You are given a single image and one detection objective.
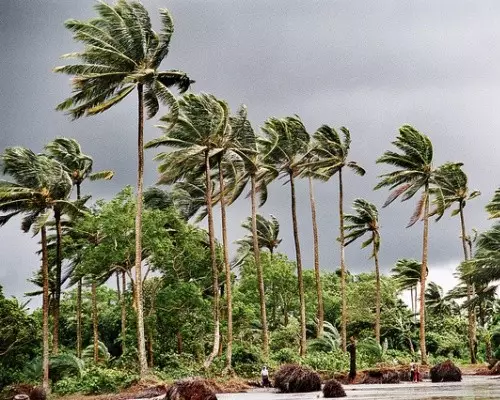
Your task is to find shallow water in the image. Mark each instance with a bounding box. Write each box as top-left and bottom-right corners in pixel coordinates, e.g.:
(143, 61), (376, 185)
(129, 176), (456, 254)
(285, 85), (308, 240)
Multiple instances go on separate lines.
(218, 376), (500, 400)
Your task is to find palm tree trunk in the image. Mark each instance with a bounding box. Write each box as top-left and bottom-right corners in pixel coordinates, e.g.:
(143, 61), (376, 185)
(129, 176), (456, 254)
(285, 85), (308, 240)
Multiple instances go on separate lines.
(41, 226), (50, 391)
(76, 183), (82, 358)
(251, 174), (269, 358)
(374, 240), (381, 345)
(459, 206), (477, 364)
(204, 150), (220, 369)
(76, 278), (82, 358)
(414, 285), (418, 322)
(121, 271), (127, 353)
(53, 208), (63, 355)
(218, 165), (233, 371)
(308, 177), (324, 338)
(92, 280), (98, 363)
(419, 185), (429, 365)
(147, 329), (154, 367)
(176, 331), (183, 354)
(289, 172), (306, 356)
(410, 287), (414, 316)
(339, 168), (347, 352)
(135, 83), (148, 377)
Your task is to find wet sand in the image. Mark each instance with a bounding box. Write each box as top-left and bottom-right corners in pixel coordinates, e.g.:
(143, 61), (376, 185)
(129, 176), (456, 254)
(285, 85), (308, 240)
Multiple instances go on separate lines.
(218, 376), (500, 400)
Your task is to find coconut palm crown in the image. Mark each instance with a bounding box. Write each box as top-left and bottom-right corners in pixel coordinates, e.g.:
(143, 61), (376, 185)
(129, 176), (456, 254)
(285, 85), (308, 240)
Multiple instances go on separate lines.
(239, 214), (282, 255)
(486, 188), (500, 219)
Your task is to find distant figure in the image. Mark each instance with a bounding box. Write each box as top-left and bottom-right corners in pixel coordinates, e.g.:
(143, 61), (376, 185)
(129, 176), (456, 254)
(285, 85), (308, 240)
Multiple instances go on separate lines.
(261, 365), (270, 387)
(410, 362), (415, 382)
(414, 364), (421, 383)
(347, 336), (357, 383)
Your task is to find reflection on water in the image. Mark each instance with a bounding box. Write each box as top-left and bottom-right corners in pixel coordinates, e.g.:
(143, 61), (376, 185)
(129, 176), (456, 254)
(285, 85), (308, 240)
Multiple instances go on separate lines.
(218, 376), (500, 400)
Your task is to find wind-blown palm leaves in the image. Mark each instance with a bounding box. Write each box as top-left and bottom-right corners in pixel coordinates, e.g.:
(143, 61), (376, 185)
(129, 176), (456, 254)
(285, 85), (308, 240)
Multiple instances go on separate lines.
(344, 198), (382, 344)
(486, 188), (500, 219)
(391, 258), (425, 319)
(239, 214), (282, 255)
(0, 147), (73, 390)
(55, 0), (192, 376)
(146, 93), (236, 368)
(431, 162), (480, 363)
(258, 115), (309, 356)
(467, 223), (500, 286)
(305, 125), (365, 351)
(425, 282), (459, 316)
(375, 125), (434, 364)
(45, 137), (113, 355)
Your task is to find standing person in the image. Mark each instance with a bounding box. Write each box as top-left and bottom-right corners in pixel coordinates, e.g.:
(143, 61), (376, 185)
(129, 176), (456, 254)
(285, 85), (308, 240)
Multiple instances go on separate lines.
(414, 364), (420, 382)
(261, 366), (270, 387)
(410, 362), (415, 382)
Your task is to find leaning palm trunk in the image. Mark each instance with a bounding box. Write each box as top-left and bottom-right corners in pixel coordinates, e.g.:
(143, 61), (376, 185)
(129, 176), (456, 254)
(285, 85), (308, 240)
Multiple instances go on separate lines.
(76, 279), (82, 358)
(338, 168), (347, 352)
(204, 151), (221, 368)
(121, 270), (127, 353)
(41, 226), (50, 391)
(218, 165), (233, 371)
(374, 244), (381, 344)
(134, 84), (148, 376)
(419, 185), (429, 365)
(289, 172), (307, 356)
(251, 175), (269, 357)
(53, 209), (63, 355)
(92, 280), (99, 363)
(308, 177), (324, 337)
(459, 206), (477, 364)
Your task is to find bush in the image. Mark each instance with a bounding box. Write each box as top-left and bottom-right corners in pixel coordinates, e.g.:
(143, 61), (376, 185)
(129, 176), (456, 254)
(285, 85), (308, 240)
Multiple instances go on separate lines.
(272, 348), (299, 365)
(232, 344), (263, 377)
(302, 351), (349, 372)
(53, 367), (138, 395)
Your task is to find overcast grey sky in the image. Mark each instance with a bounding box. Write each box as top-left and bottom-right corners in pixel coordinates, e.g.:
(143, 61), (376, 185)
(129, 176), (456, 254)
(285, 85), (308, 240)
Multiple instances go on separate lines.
(1, 0), (499, 305)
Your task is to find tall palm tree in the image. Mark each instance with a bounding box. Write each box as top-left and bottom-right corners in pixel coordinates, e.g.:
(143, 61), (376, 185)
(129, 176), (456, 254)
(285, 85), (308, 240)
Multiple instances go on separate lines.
(146, 93), (231, 368)
(239, 214), (282, 256)
(55, 1), (192, 376)
(344, 198), (381, 343)
(486, 188), (500, 219)
(432, 162), (480, 363)
(375, 125), (434, 364)
(391, 258), (424, 319)
(467, 223), (500, 285)
(259, 115), (309, 356)
(0, 147), (72, 390)
(45, 137), (113, 356)
(305, 125), (365, 351)
(425, 282), (458, 316)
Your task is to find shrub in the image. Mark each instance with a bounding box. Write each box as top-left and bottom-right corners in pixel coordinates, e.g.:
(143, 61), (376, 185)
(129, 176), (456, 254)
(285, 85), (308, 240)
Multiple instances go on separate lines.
(232, 344), (263, 377)
(302, 351), (349, 372)
(272, 348), (299, 365)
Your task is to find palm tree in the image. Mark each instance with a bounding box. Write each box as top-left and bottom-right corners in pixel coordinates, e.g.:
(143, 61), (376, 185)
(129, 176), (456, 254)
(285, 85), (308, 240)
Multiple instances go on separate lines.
(425, 282), (458, 316)
(432, 162), (480, 363)
(375, 125), (434, 364)
(55, 1), (192, 376)
(239, 214), (282, 256)
(0, 147), (72, 390)
(146, 93), (231, 368)
(305, 125), (365, 351)
(344, 199), (381, 343)
(391, 258), (424, 319)
(45, 137), (113, 356)
(486, 188), (500, 219)
(259, 115), (309, 356)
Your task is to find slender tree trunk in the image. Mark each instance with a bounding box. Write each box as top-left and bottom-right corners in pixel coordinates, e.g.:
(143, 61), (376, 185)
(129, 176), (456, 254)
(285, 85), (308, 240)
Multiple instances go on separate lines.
(374, 241), (381, 345)
(204, 150), (220, 368)
(92, 280), (98, 363)
(41, 226), (50, 391)
(53, 208), (63, 355)
(339, 168), (347, 352)
(459, 206), (477, 364)
(289, 172), (306, 356)
(419, 184), (429, 365)
(218, 165), (233, 371)
(410, 287), (414, 317)
(251, 174), (269, 357)
(414, 285), (418, 322)
(76, 279), (82, 358)
(176, 332), (183, 354)
(408, 336), (415, 354)
(116, 271), (121, 303)
(147, 329), (154, 367)
(76, 183), (83, 358)
(135, 83), (148, 377)
(308, 177), (324, 338)
(121, 271), (127, 353)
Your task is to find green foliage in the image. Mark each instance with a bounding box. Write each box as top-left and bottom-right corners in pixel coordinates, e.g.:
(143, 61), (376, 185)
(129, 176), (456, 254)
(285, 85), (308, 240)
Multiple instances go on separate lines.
(272, 348), (300, 364)
(302, 351), (349, 372)
(231, 344), (263, 377)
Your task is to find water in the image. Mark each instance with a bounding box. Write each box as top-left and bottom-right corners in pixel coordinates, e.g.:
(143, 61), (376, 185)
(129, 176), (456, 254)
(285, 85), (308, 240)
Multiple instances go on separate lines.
(218, 376), (500, 400)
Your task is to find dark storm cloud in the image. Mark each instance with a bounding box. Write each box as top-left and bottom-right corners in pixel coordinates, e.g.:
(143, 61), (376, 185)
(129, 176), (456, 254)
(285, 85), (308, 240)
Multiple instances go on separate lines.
(1, 0), (500, 303)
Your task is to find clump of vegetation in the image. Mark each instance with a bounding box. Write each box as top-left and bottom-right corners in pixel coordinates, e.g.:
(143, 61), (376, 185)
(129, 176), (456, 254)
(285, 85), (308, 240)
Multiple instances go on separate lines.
(323, 379), (346, 398)
(430, 360), (462, 382)
(273, 364), (321, 393)
(165, 378), (217, 400)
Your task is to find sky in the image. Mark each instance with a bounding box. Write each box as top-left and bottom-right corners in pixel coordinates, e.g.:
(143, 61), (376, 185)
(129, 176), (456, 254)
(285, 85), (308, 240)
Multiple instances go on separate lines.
(1, 0), (500, 307)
